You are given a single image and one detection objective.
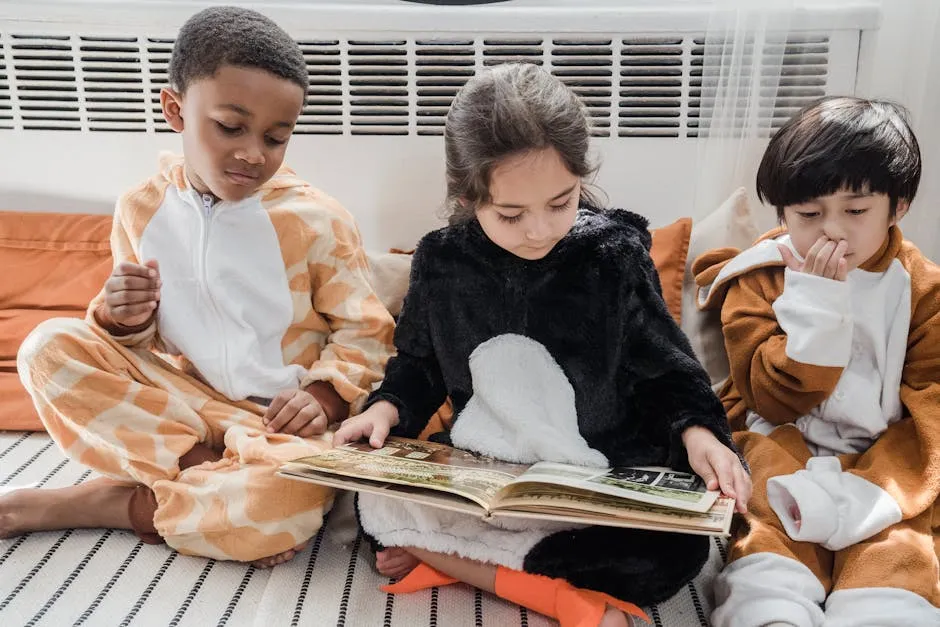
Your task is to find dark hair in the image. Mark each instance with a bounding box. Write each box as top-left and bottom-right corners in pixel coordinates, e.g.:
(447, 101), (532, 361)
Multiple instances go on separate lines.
(443, 63), (600, 224)
(756, 96), (921, 219)
(168, 6), (308, 93)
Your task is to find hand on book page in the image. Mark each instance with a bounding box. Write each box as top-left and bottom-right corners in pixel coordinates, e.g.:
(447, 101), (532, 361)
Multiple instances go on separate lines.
(334, 400), (400, 448)
(682, 425), (752, 513)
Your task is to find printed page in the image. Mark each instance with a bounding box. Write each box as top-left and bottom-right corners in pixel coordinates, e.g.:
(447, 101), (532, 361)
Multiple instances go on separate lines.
(492, 488), (735, 536)
(502, 462), (720, 513)
(282, 437), (527, 509)
(276, 467), (488, 515)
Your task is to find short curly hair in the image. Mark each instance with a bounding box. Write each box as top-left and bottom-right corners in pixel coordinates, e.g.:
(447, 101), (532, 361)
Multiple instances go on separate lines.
(168, 6), (308, 93)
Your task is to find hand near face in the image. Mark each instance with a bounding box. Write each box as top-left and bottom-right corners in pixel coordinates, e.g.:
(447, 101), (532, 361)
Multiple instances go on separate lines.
(778, 236), (848, 281)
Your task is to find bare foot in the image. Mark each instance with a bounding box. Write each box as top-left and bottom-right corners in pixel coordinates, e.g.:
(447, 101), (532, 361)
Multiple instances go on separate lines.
(0, 478), (135, 538)
(250, 542), (307, 569)
(599, 606), (633, 627)
(376, 547), (420, 579)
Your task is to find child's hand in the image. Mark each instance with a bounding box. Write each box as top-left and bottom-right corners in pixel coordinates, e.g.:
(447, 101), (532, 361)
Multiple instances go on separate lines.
(778, 236), (848, 281)
(333, 401), (399, 448)
(789, 503), (802, 531)
(264, 389), (328, 437)
(104, 259), (161, 328)
(682, 426), (752, 514)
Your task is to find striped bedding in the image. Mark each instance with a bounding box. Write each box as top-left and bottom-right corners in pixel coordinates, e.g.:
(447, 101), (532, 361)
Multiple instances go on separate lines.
(0, 431), (725, 626)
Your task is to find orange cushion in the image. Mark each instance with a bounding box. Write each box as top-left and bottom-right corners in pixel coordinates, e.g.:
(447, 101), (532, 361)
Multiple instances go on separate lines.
(0, 308), (86, 363)
(0, 363), (42, 431)
(0, 211), (112, 431)
(0, 212), (112, 309)
(650, 217), (693, 324)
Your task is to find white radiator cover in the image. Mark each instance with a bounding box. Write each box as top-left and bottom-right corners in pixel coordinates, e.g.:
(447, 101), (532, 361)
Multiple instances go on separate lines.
(0, 1), (877, 250)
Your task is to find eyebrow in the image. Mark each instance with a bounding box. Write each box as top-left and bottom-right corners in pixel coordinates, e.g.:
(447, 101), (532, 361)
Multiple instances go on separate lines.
(493, 183), (577, 209)
(220, 104), (293, 128)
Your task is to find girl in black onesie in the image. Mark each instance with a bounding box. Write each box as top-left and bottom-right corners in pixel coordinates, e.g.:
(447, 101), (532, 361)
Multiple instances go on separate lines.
(334, 62), (751, 627)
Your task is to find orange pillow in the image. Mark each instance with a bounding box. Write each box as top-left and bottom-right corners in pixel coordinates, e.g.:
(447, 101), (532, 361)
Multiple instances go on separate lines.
(0, 211), (112, 431)
(650, 217), (693, 324)
(0, 362), (43, 431)
(0, 212), (112, 310)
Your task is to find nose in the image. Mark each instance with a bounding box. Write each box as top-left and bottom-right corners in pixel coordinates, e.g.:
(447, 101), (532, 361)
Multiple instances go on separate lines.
(235, 138), (265, 166)
(525, 212), (551, 242)
(822, 219), (846, 242)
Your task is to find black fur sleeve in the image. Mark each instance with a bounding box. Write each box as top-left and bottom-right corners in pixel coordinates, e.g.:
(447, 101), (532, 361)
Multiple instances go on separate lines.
(618, 225), (739, 471)
(365, 239), (447, 437)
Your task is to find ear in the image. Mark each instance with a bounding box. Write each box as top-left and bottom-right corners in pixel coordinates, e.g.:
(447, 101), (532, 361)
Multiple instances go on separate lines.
(891, 200), (910, 225)
(160, 87), (185, 133)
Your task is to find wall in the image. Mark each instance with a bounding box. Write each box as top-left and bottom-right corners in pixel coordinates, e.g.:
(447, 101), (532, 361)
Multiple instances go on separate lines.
(0, 132), (717, 251)
(856, 0), (940, 260)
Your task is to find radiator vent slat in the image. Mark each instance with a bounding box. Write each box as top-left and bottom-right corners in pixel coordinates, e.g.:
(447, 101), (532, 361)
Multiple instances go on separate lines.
(687, 35), (829, 137)
(0, 32), (835, 138)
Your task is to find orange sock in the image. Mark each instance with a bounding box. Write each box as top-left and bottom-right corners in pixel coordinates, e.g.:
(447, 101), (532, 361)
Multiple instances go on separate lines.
(494, 566), (649, 627)
(380, 562), (459, 594)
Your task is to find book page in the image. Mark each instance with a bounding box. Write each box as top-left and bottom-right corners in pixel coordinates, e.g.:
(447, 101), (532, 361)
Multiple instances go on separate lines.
(492, 488), (735, 536)
(282, 437), (527, 509)
(501, 462), (720, 513)
(276, 467), (487, 516)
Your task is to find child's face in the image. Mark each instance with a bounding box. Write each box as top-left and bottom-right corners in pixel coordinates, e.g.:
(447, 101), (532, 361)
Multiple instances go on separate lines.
(475, 148), (580, 261)
(781, 189), (908, 271)
(162, 65), (305, 202)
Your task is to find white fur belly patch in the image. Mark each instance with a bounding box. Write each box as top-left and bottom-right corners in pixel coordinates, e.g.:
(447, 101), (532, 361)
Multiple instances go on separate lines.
(359, 334), (608, 566)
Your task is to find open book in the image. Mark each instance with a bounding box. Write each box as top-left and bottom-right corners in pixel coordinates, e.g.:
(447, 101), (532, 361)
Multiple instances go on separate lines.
(279, 437), (734, 536)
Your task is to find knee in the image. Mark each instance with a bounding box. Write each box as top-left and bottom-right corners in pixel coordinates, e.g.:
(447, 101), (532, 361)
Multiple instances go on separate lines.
(622, 532), (710, 604)
(523, 527), (711, 606)
(16, 317), (93, 383)
(712, 553), (826, 627)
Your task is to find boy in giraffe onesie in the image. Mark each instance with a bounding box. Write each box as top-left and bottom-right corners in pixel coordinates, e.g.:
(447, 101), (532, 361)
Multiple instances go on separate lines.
(0, 7), (394, 567)
(696, 96), (940, 627)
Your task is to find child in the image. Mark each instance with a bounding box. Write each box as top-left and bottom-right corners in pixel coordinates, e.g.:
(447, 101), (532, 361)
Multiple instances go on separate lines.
(695, 97), (940, 626)
(333, 63), (751, 627)
(1, 6), (394, 567)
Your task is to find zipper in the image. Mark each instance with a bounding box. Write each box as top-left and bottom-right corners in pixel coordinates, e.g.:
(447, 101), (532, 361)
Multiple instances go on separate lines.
(201, 193), (213, 219)
(199, 193), (233, 397)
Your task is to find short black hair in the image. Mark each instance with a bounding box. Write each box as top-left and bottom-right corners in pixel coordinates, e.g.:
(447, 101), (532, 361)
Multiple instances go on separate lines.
(756, 96), (921, 219)
(168, 6), (308, 93)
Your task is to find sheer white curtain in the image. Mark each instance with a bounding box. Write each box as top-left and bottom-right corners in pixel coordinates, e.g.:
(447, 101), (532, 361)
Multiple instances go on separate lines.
(692, 0), (940, 258)
(692, 0), (794, 234)
(856, 0), (940, 260)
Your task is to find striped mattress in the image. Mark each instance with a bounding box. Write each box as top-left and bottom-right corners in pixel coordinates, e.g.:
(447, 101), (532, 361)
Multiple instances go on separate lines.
(0, 431), (725, 626)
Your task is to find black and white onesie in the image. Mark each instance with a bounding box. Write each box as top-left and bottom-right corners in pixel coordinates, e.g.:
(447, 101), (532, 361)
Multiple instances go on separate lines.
(357, 207), (738, 605)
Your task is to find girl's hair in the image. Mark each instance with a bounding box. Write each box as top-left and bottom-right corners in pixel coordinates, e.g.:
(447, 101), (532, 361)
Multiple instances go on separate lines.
(443, 63), (600, 224)
(757, 96), (921, 219)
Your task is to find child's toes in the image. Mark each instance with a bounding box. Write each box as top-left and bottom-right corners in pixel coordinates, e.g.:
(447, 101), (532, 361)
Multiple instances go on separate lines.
(376, 562), (398, 577)
(383, 556), (420, 579)
(250, 544), (304, 569)
(387, 565), (415, 579)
